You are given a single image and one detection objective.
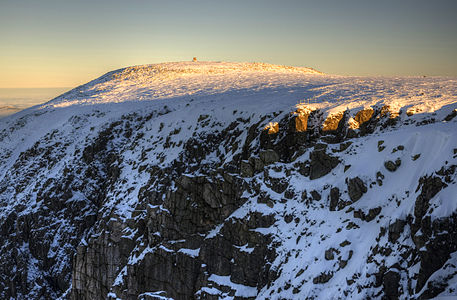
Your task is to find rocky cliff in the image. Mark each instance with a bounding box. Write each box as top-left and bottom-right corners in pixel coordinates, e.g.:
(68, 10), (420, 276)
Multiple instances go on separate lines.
(0, 61), (456, 299)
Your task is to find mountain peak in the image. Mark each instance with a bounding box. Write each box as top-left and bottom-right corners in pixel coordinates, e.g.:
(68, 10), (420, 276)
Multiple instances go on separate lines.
(44, 61), (322, 108)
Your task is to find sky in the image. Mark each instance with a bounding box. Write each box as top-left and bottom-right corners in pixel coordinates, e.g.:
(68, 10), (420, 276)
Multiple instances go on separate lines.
(1, 0), (457, 88)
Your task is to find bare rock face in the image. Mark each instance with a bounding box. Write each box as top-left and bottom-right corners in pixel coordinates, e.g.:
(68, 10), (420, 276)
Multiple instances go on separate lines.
(354, 107), (374, 125)
(70, 162), (277, 300)
(264, 122), (279, 134)
(322, 111), (345, 132)
(164, 173), (247, 235)
(72, 219), (137, 300)
(293, 106), (314, 132)
(294, 113), (309, 132)
(411, 173), (454, 294)
(382, 271), (400, 300)
(413, 176), (445, 225)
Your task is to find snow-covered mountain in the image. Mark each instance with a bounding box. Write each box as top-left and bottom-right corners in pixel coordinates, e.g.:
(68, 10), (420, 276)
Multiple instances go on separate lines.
(0, 61), (456, 299)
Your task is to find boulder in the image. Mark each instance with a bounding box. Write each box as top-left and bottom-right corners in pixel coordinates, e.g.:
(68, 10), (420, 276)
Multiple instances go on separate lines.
(260, 149), (280, 165)
(240, 160), (254, 177)
(310, 190), (321, 201)
(250, 156), (264, 171)
(329, 187), (340, 211)
(325, 248), (335, 260)
(384, 160), (397, 172)
(347, 177), (367, 202)
(309, 150), (339, 180)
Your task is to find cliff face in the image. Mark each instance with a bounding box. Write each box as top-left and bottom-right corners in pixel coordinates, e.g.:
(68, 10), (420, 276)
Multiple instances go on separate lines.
(0, 62), (456, 299)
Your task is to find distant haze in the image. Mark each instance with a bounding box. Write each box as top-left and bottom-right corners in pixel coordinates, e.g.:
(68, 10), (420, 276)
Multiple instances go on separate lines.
(1, 0), (456, 88)
(0, 88), (70, 118)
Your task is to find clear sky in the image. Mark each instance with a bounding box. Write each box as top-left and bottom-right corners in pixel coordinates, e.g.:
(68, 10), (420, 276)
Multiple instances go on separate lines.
(1, 0), (456, 88)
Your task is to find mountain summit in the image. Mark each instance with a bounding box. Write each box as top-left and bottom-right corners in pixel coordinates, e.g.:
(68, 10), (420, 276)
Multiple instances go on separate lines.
(0, 62), (456, 299)
(44, 61), (322, 108)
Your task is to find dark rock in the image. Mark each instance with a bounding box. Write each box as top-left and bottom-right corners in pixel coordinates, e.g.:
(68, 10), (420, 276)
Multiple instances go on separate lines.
(353, 207), (381, 222)
(347, 177), (367, 202)
(388, 219), (406, 243)
(240, 160), (254, 177)
(249, 156), (264, 172)
(384, 161), (398, 172)
(310, 190), (321, 201)
(314, 143), (328, 151)
(338, 250), (353, 269)
(366, 207), (382, 222)
(353, 210), (363, 220)
(444, 109), (457, 121)
(265, 176), (289, 194)
(411, 174), (457, 295)
(313, 272), (333, 284)
(309, 150), (339, 180)
(382, 271), (400, 300)
(260, 149), (280, 165)
(346, 222), (359, 230)
(295, 161), (310, 177)
(301, 190), (308, 202)
(378, 140), (385, 152)
(329, 187), (340, 211)
(284, 189), (295, 199)
(284, 214), (294, 224)
(376, 171), (385, 185)
(414, 176), (444, 225)
(340, 240), (351, 247)
(339, 142), (352, 152)
(412, 154), (421, 161)
(325, 248), (335, 260)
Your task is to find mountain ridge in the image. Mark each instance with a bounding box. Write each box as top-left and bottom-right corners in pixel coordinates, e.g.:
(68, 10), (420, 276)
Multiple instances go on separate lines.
(0, 62), (456, 299)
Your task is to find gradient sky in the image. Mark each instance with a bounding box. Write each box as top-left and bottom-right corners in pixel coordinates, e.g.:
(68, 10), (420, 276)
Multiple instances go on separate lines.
(1, 0), (457, 88)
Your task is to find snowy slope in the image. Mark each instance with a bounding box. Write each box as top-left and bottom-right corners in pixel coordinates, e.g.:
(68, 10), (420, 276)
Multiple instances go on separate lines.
(0, 61), (456, 300)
